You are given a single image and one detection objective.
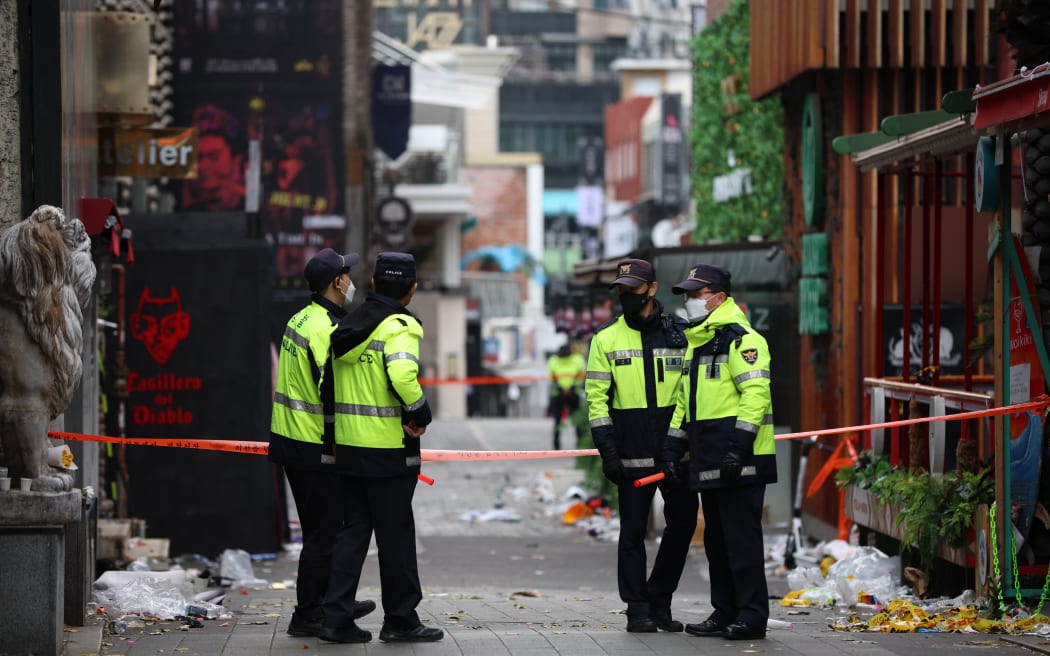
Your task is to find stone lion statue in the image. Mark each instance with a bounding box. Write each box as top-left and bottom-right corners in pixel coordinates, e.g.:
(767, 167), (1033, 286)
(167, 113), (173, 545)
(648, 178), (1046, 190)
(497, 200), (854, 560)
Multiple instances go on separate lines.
(0, 205), (95, 491)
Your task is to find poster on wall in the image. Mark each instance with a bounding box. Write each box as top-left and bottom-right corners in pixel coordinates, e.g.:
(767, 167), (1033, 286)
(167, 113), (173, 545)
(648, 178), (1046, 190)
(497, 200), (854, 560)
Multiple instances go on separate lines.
(171, 1), (345, 310)
(882, 304), (965, 377)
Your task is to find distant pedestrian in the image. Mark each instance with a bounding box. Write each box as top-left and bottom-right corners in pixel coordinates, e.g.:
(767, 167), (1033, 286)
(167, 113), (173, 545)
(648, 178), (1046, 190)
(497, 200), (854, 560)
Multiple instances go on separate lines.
(546, 340), (585, 449)
(661, 263), (776, 641)
(268, 248), (375, 638)
(585, 258), (697, 633)
(320, 252), (443, 644)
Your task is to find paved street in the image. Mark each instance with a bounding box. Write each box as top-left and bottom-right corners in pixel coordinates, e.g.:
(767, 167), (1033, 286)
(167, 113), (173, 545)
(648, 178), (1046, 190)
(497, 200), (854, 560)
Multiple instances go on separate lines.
(63, 417), (1050, 655)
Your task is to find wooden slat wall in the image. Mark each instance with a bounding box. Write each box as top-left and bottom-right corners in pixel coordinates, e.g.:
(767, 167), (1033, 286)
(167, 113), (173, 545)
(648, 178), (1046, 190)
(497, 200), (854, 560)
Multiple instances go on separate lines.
(932, 0), (947, 67)
(846, 0), (862, 69)
(867, 0), (883, 69)
(888, 0), (905, 68)
(974, 0), (990, 67)
(825, 0), (839, 68)
(952, 0), (967, 66)
(750, 0), (992, 100)
(910, 0), (926, 67)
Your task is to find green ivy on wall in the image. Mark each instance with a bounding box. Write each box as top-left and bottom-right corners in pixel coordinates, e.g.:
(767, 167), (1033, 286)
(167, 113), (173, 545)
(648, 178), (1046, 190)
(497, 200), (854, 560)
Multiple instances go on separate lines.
(691, 0), (785, 243)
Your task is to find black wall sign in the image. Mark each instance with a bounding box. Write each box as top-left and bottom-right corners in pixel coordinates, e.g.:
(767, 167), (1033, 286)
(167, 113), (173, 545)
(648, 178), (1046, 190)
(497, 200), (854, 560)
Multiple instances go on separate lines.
(124, 214), (276, 556)
(661, 93), (683, 207)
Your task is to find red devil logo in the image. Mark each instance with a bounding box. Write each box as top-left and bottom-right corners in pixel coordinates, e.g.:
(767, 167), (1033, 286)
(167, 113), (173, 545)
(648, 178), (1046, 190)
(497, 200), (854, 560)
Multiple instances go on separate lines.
(130, 287), (192, 365)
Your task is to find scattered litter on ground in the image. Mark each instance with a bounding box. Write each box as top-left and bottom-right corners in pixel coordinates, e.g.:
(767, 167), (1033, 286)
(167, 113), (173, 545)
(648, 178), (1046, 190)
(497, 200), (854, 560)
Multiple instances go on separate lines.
(459, 508), (523, 523)
(781, 542), (1050, 634)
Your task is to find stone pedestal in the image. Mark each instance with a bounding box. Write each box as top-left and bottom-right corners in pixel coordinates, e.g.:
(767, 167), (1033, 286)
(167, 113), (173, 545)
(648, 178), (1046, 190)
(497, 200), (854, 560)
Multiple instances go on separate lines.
(0, 490), (81, 656)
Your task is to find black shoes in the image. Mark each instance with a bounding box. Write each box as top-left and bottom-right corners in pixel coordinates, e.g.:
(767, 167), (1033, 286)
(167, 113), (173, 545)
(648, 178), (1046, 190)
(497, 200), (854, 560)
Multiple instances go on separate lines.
(684, 618), (727, 637)
(352, 599), (377, 619)
(286, 600), (375, 637)
(723, 621), (766, 640)
(625, 616), (658, 632)
(318, 622), (372, 643)
(286, 615), (322, 637)
(650, 609), (684, 632)
(378, 624), (445, 642)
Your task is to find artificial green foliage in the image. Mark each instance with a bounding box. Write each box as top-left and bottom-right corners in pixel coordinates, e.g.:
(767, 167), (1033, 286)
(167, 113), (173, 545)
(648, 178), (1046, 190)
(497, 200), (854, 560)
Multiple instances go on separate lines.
(571, 406), (616, 499)
(690, 0), (786, 243)
(837, 452), (994, 575)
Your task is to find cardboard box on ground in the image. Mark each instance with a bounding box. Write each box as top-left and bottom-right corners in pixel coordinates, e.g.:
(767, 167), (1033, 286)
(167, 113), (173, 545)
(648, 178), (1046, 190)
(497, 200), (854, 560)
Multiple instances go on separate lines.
(98, 518), (169, 562)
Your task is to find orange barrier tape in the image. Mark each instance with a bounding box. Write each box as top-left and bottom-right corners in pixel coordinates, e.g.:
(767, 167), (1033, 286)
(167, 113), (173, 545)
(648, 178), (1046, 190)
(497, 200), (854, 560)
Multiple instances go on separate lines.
(772, 395), (1050, 442)
(634, 472), (665, 488)
(49, 396), (1050, 462)
(49, 431), (600, 461)
(49, 431), (269, 455)
(419, 373), (585, 386)
(420, 448), (598, 461)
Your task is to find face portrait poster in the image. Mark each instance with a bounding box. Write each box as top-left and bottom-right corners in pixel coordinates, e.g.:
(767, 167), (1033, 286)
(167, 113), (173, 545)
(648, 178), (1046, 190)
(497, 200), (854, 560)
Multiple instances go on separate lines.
(172, 2), (345, 298)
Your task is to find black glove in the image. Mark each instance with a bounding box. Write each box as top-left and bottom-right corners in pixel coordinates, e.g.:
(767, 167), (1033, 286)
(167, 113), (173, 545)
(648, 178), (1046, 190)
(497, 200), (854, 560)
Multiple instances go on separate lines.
(720, 448), (746, 484)
(602, 456), (627, 486)
(659, 460), (679, 484)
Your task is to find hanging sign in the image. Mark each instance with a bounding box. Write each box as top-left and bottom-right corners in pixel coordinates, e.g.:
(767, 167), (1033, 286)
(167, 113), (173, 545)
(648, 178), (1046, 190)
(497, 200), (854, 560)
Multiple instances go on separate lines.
(974, 136), (999, 212)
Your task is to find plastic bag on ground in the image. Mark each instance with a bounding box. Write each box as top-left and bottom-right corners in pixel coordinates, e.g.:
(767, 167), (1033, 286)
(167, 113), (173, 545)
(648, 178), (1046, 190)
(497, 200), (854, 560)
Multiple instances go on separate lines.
(219, 548), (255, 582)
(787, 565), (825, 591)
(826, 546), (900, 583)
(92, 573), (190, 619)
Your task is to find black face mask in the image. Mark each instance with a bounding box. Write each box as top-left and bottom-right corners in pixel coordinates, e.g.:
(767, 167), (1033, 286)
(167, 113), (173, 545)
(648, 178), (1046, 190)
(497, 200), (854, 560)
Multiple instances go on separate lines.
(619, 291), (651, 317)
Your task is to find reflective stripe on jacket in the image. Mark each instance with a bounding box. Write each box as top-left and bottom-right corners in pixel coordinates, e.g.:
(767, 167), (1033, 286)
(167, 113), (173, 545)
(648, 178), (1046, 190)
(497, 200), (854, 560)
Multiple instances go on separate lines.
(585, 304), (687, 476)
(333, 310), (426, 476)
(269, 298), (339, 469)
(662, 297), (776, 490)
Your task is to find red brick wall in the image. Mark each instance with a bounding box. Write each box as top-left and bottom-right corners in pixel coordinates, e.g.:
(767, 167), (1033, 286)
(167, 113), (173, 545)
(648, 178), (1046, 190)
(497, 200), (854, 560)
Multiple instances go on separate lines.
(604, 96), (653, 204)
(459, 166), (528, 255)
(707, 0), (732, 21)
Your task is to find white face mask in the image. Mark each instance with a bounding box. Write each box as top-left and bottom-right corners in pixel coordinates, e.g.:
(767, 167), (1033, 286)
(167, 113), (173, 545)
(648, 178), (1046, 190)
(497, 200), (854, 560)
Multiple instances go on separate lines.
(684, 297), (709, 321)
(342, 280), (356, 308)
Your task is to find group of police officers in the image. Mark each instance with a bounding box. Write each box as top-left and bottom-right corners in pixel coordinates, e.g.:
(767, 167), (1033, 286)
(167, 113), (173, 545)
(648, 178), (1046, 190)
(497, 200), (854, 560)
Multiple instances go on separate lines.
(269, 251), (775, 644)
(269, 248), (441, 644)
(587, 258), (775, 640)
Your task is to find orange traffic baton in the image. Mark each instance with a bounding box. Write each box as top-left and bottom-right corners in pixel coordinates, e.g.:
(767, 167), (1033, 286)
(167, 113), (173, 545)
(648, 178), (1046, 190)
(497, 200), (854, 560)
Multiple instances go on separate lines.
(633, 472), (665, 488)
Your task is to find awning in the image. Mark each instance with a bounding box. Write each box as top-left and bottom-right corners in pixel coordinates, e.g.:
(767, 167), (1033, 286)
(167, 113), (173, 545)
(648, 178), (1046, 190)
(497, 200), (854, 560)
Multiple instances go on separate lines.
(833, 94), (977, 171)
(973, 63), (1050, 133)
(543, 189), (577, 217)
(461, 243), (546, 285)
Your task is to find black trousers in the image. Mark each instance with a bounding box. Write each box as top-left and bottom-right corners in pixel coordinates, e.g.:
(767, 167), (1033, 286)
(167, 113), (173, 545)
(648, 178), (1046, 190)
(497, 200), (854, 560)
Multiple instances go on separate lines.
(284, 466), (340, 621)
(548, 392), (581, 450)
(616, 477), (699, 617)
(701, 484), (769, 627)
(322, 474), (422, 630)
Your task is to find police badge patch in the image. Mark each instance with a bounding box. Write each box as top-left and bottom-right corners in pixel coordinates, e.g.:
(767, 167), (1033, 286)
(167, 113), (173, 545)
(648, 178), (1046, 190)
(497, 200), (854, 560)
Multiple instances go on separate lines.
(740, 348), (759, 365)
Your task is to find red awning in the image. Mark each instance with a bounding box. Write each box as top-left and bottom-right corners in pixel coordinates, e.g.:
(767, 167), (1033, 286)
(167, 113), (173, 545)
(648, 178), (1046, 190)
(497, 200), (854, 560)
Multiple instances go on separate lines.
(79, 197), (134, 263)
(973, 63), (1050, 132)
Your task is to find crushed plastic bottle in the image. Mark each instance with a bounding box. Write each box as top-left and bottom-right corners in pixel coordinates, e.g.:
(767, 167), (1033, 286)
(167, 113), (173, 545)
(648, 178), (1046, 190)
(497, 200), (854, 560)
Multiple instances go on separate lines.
(766, 618), (793, 630)
(108, 618), (128, 635)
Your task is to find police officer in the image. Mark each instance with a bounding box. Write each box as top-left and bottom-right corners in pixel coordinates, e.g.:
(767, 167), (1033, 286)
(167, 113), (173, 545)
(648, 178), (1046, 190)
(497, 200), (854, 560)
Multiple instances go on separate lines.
(546, 341), (586, 449)
(319, 252), (443, 644)
(661, 264), (776, 641)
(585, 258), (697, 633)
(268, 248), (375, 637)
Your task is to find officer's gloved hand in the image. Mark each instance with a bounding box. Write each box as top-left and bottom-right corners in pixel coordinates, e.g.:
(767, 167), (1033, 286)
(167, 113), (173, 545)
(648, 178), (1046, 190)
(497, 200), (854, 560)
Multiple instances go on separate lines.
(720, 448), (746, 484)
(659, 460), (679, 484)
(601, 456), (627, 487)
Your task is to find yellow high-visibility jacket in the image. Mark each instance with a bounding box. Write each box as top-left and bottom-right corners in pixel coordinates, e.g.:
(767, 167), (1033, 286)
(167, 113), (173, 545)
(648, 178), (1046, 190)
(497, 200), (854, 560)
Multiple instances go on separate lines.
(269, 297), (343, 469)
(662, 297), (776, 489)
(330, 293), (431, 476)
